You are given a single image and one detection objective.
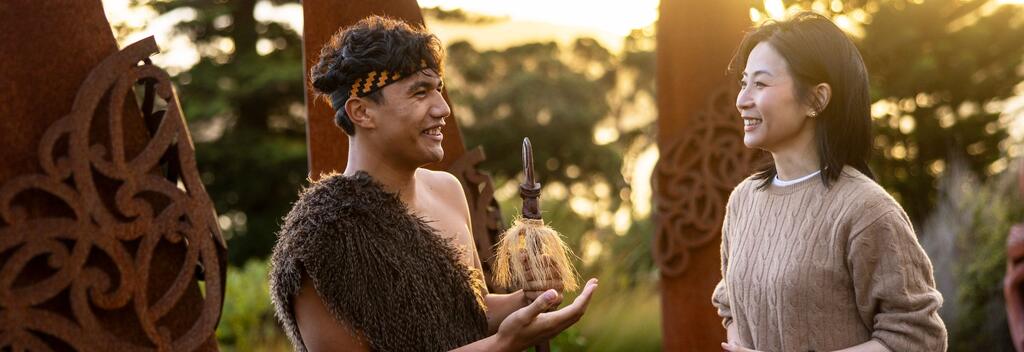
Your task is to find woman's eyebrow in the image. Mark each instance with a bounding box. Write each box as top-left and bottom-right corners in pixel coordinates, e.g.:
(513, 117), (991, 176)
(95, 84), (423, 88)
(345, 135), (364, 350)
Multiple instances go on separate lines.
(742, 70), (774, 78)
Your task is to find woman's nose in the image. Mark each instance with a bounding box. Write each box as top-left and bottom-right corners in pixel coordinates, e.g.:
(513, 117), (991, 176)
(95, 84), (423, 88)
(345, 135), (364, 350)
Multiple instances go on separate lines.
(736, 89), (754, 112)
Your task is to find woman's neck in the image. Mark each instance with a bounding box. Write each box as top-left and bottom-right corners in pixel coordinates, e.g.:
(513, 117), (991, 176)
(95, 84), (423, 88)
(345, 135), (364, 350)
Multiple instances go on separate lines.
(770, 139), (820, 181)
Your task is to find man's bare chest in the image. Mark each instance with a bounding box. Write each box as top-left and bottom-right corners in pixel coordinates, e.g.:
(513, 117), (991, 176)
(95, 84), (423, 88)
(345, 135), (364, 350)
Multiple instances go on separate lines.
(410, 202), (476, 266)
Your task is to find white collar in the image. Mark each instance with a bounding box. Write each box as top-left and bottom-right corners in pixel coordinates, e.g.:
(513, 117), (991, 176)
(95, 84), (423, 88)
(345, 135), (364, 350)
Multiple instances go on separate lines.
(773, 169), (821, 187)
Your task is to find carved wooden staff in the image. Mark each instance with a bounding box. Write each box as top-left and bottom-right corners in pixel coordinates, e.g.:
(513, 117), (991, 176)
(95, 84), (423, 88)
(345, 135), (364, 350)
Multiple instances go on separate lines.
(493, 138), (579, 351)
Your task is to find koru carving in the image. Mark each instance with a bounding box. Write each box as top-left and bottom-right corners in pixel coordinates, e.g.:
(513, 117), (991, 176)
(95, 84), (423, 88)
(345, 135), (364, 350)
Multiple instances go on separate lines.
(0, 37), (226, 351)
(653, 84), (764, 277)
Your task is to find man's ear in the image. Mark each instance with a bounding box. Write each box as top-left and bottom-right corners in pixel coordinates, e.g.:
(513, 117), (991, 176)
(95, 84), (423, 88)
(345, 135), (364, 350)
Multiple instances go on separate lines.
(344, 97), (376, 130)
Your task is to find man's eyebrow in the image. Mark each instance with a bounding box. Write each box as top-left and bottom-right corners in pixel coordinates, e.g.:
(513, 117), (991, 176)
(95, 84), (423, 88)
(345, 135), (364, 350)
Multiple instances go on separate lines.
(406, 78), (442, 94)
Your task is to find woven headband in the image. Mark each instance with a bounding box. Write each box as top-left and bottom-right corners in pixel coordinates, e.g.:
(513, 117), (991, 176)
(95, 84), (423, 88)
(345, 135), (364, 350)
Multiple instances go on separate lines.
(348, 61), (431, 97)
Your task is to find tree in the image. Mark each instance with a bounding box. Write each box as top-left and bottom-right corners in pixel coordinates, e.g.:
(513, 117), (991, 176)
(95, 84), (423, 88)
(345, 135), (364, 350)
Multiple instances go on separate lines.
(135, 0), (308, 265)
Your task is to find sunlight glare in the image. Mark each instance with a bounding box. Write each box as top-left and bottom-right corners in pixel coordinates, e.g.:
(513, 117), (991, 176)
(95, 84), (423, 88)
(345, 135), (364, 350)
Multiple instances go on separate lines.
(764, 0), (787, 20)
(419, 0), (658, 38)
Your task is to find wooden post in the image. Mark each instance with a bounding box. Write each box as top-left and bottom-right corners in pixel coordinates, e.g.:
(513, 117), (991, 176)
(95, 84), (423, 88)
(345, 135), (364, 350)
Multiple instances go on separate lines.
(654, 1), (760, 350)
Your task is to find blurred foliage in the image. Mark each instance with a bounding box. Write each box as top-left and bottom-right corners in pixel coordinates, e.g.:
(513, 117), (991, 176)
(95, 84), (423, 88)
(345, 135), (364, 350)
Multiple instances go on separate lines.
(445, 34), (654, 203)
(216, 260), (291, 352)
(128, 0), (309, 265)
(749, 0), (1024, 223)
(946, 163), (1023, 351)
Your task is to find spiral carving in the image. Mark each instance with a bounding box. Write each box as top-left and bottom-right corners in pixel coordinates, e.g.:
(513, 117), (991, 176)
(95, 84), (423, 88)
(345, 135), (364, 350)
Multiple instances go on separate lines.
(0, 37), (226, 351)
(653, 84), (764, 277)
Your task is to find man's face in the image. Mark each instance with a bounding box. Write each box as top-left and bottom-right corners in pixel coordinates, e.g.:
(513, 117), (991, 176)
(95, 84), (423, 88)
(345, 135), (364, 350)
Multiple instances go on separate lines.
(363, 69), (450, 166)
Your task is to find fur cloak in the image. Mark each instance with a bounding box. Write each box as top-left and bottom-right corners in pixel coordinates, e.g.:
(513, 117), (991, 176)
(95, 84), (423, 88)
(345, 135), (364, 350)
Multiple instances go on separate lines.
(269, 172), (489, 351)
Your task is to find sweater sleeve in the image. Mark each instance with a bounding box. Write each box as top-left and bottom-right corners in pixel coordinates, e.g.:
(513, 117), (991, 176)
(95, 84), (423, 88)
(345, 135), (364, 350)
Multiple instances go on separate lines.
(712, 206), (733, 329)
(847, 210), (947, 351)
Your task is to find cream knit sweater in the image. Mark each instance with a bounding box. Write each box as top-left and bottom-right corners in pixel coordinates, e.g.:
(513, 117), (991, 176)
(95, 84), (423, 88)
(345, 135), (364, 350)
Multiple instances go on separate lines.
(712, 166), (947, 351)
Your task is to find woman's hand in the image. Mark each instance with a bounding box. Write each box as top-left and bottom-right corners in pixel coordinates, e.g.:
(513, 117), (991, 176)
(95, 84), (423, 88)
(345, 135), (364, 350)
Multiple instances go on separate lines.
(495, 278), (598, 351)
(721, 342), (763, 352)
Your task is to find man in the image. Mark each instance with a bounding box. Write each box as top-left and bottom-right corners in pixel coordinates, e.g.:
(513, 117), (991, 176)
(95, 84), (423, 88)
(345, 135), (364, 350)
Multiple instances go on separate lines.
(269, 16), (598, 352)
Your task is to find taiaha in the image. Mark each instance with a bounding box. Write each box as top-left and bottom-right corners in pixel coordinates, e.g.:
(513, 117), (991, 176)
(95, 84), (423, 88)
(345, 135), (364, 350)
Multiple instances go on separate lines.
(492, 137), (580, 295)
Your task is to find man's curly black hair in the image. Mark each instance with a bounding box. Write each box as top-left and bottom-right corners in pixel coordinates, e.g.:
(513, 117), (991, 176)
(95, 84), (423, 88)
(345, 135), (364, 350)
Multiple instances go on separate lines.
(310, 16), (445, 136)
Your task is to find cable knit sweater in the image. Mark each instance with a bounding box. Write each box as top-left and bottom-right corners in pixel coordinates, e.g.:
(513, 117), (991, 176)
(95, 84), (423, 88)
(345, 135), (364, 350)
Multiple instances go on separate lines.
(712, 166), (947, 352)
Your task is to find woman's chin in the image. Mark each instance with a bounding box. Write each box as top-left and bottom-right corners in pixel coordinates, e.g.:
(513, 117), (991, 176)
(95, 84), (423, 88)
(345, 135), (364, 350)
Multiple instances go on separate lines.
(743, 135), (764, 150)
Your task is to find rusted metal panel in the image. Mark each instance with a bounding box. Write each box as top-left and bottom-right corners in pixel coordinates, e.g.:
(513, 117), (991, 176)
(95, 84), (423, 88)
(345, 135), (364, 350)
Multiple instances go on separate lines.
(0, 2), (225, 350)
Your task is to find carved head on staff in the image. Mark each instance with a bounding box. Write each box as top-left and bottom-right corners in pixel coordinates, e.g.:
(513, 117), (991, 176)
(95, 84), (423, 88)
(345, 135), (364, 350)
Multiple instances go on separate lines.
(520, 138), (542, 220)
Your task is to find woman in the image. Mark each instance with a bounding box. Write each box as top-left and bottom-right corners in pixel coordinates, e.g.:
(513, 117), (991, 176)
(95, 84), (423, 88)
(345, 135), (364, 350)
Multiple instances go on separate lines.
(712, 12), (947, 352)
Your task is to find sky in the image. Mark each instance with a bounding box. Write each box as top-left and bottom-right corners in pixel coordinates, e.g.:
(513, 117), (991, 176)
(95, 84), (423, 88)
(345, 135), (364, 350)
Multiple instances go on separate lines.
(419, 0), (658, 37)
(419, 0), (657, 52)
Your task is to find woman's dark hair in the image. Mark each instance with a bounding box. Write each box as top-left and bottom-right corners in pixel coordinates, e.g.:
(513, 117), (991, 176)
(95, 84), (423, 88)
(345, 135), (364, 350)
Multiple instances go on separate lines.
(729, 12), (874, 189)
(310, 16), (445, 136)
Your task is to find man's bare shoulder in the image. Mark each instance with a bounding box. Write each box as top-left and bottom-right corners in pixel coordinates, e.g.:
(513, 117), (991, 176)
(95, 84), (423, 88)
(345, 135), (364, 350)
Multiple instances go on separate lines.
(416, 168), (465, 195)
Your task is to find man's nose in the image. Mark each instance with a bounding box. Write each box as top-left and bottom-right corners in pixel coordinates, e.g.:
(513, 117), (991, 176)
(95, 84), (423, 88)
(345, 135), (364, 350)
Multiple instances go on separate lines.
(431, 94), (451, 120)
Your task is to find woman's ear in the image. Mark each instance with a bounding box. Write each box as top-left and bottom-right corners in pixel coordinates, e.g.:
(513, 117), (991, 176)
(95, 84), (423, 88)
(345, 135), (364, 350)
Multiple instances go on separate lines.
(345, 97), (376, 130)
(809, 82), (832, 115)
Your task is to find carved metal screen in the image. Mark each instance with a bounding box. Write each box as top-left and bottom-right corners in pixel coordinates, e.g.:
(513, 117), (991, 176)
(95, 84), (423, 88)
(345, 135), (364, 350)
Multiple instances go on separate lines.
(0, 37), (227, 351)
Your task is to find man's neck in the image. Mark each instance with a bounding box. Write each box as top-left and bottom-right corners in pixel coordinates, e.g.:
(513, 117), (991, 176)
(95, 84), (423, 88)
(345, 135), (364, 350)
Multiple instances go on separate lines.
(343, 141), (418, 205)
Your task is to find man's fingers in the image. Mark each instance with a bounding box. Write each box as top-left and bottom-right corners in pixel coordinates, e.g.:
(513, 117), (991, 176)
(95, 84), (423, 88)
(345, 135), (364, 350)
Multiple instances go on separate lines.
(524, 289), (564, 304)
(570, 278), (598, 310)
(518, 289), (559, 320)
(540, 278), (598, 329)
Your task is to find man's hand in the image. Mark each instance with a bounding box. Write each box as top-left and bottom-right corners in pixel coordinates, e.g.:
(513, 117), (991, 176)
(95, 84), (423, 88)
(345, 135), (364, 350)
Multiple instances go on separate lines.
(522, 253), (565, 305)
(495, 278), (598, 351)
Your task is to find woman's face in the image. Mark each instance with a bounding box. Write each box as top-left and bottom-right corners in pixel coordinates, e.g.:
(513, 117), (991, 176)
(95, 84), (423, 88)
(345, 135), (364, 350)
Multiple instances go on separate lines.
(736, 42), (816, 153)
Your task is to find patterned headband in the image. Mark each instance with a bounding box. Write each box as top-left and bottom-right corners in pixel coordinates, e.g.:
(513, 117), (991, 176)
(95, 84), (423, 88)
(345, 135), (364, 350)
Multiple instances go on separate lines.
(348, 61), (432, 98)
